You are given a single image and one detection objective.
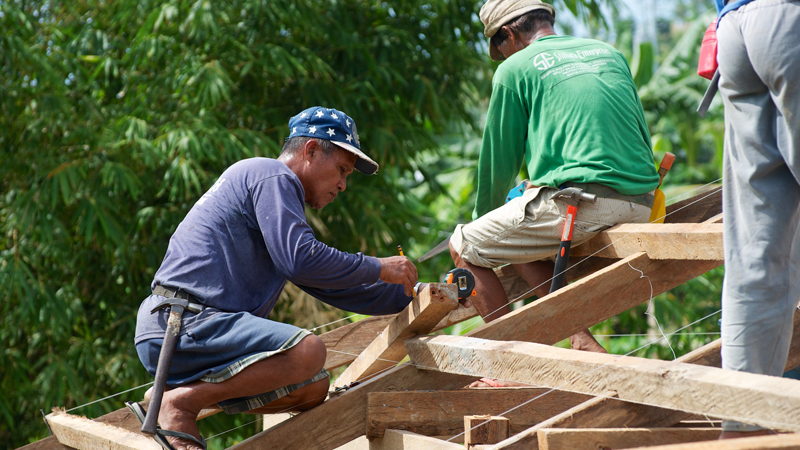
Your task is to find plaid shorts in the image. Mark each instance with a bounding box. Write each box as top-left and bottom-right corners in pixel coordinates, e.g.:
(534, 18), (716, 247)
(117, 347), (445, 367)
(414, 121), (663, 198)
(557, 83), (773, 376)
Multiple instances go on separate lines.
(135, 309), (330, 414)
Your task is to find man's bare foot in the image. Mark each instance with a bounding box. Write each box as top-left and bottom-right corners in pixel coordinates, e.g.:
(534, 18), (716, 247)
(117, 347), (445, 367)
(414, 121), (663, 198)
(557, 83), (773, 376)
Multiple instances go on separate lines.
(719, 429), (776, 440)
(569, 329), (607, 353)
(157, 387), (205, 450)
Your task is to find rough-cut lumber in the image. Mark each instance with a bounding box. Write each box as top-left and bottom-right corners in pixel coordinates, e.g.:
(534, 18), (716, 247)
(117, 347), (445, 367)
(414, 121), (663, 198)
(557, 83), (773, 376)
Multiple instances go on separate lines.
(469, 252), (720, 343)
(323, 315), (397, 370)
(333, 436), (369, 450)
(465, 416), (510, 447)
(664, 188), (722, 224)
(235, 252), (718, 449)
(405, 335), (800, 432)
(370, 430), (463, 450)
(625, 433), (800, 450)
(228, 364), (473, 450)
(487, 308), (800, 450)
(45, 411), (160, 450)
(366, 389), (591, 439)
(334, 284), (458, 388)
(537, 427), (720, 450)
(570, 223), (723, 260)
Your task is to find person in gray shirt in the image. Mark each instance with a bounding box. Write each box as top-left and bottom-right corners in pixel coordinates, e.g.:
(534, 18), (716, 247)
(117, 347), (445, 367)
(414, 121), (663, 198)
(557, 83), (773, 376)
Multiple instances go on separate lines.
(716, 0), (800, 440)
(132, 107), (417, 450)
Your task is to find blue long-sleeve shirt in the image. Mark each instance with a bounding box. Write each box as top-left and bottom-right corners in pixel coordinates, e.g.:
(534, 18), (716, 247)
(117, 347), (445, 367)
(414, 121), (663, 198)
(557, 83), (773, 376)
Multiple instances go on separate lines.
(135, 158), (410, 344)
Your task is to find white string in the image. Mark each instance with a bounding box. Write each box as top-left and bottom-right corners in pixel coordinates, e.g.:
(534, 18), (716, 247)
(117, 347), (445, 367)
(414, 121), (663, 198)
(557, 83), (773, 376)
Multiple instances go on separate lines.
(629, 260), (676, 360)
(446, 308), (723, 443)
(65, 382), (153, 413)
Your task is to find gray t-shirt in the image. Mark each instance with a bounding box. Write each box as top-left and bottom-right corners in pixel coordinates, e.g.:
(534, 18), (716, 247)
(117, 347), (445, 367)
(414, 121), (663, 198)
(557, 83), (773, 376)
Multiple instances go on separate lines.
(135, 157), (409, 343)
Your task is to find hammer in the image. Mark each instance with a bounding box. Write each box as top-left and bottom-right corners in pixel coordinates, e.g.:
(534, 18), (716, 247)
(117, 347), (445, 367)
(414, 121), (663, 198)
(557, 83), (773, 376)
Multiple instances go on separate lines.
(549, 187), (597, 293)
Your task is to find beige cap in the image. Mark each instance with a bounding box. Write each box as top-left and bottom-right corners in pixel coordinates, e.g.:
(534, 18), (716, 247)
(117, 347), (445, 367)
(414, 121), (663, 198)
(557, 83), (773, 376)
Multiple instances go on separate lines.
(479, 0), (556, 61)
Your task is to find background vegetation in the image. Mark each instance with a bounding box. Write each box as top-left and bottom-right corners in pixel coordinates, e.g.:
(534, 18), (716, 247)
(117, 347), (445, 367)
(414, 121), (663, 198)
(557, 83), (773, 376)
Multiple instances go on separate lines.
(1, 0), (723, 447)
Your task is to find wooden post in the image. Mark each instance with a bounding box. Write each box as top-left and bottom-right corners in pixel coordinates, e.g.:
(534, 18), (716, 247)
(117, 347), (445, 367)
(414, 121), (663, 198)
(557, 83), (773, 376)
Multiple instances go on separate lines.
(464, 415), (510, 448)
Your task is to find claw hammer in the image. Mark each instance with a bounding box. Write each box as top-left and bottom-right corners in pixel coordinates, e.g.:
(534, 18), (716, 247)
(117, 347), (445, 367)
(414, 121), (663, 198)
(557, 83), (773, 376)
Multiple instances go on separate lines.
(141, 293), (203, 435)
(549, 187), (597, 293)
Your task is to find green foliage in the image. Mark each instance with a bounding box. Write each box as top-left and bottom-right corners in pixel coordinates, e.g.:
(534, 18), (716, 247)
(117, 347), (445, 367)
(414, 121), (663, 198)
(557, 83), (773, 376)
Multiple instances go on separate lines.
(0, 0), (626, 446)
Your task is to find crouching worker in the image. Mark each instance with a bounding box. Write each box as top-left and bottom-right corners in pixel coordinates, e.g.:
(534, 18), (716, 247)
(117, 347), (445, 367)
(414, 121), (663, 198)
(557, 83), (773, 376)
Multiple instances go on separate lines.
(451, 0), (659, 354)
(131, 107), (417, 450)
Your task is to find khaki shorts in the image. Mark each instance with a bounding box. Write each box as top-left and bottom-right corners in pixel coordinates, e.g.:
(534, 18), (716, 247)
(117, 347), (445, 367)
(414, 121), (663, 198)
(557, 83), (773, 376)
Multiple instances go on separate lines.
(451, 186), (651, 268)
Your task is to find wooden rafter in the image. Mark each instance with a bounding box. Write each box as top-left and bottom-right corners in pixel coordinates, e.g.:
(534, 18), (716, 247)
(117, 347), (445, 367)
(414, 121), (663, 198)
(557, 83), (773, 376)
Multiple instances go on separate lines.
(536, 428), (722, 450)
(366, 389), (591, 439)
(334, 284), (458, 388)
(405, 335), (800, 432)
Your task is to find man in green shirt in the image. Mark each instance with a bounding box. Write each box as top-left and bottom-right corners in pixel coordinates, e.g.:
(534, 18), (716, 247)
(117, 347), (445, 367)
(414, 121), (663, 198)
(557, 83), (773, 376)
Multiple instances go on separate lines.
(450, 0), (658, 353)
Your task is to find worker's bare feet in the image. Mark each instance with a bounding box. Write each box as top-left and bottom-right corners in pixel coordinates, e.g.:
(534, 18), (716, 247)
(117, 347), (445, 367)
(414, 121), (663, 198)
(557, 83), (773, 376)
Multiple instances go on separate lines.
(719, 429), (776, 440)
(569, 329), (607, 353)
(157, 387), (205, 450)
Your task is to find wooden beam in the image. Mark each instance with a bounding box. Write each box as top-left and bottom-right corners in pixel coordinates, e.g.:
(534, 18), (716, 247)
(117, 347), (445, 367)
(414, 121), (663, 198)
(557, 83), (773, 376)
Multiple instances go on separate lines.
(468, 252), (720, 343)
(465, 416), (510, 447)
(370, 430), (463, 450)
(405, 335), (800, 432)
(537, 428), (720, 450)
(234, 253), (719, 449)
(366, 389), (591, 439)
(334, 284), (458, 388)
(323, 315), (397, 370)
(664, 188), (722, 224)
(45, 411), (160, 450)
(625, 432), (800, 450)
(570, 223), (723, 260)
(488, 309), (800, 450)
(229, 364), (474, 450)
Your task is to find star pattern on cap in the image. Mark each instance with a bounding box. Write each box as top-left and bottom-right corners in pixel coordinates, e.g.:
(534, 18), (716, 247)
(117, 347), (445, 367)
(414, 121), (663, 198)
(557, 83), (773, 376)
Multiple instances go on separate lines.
(300, 112), (307, 118)
(326, 128), (335, 137)
(309, 126), (317, 134)
(315, 110), (325, 118)
(292, 127), (297, 134)
(346, 134), (353, 143)
(346, 119), (351, 127)
(331, 113), (338, 119)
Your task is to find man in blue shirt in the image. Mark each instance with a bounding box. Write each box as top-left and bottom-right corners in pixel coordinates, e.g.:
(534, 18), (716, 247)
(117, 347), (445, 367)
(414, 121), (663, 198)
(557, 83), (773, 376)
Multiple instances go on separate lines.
(132, 107), (417, 450)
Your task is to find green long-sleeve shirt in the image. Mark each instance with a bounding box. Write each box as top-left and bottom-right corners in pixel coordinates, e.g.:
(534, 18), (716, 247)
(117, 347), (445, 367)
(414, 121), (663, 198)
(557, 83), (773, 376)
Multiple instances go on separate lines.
(473, 35), (659, 219)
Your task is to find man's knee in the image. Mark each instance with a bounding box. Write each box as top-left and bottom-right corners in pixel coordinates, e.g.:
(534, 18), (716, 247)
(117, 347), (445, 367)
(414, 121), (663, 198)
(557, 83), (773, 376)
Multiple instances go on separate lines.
(289, 334), (327, 380)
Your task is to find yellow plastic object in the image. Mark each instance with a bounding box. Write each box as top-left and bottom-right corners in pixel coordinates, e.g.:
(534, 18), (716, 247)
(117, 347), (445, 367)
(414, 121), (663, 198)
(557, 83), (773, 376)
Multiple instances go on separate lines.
(649, 189), (666, 223)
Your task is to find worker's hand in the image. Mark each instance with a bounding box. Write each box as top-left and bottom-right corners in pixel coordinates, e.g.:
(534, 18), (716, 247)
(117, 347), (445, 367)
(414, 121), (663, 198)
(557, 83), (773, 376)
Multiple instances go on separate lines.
(378, 256), (418, 297)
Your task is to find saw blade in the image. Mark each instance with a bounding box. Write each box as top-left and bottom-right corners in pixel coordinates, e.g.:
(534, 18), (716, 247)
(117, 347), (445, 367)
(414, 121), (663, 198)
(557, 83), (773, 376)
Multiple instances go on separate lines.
(418, 235), (452, 262)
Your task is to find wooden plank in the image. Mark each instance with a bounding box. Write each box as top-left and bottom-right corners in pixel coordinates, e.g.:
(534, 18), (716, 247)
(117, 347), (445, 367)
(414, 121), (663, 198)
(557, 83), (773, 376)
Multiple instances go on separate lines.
(625, 433), (800, 450)
(323, 315), (397, 370)
(570, 223), (723, 260)
(371, 430), (463, 450)
(235, 252), (719, 449)
(405, 335), (800, 433)
(228, 364), (474, 450)
(537, 428), (720, 450)
(366, 389), (591, 439)
(334, 284), (458, 388)
(487, 308), (800, 449)
(465, 416), (510, 447)
(468, 252), (720, 343)
(664, 188), (722, 224)
(45, 411), (160, 450)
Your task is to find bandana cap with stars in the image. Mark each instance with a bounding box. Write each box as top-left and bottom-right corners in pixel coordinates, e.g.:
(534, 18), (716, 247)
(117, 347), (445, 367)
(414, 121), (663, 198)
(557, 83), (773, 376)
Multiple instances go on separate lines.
(287, 106), (379, 175)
